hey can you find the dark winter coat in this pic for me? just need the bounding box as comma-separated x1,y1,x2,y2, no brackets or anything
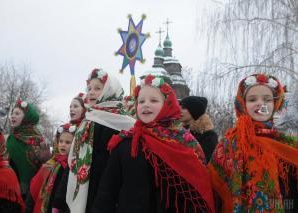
51,167,70,213
91,138,181,213
187,114,218,163
0,199,22,213
85,123,119,213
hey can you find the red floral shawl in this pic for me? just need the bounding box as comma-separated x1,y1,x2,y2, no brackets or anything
208,74,298,212
30,154,68,213
108,75,215,213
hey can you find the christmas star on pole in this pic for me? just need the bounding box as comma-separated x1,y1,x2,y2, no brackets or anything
116,14,150,95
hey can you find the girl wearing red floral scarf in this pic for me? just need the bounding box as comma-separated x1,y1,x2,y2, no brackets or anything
26,123,76,213
91,75,215,213
0,129,24,213
209,73,298,212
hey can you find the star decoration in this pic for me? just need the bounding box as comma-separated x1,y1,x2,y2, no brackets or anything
116,14,149,75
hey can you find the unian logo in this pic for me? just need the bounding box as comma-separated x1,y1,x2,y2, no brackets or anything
269,198,294,210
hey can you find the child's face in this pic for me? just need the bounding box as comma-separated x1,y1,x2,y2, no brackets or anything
245,85,274,122
137,86,165,123
10,107,25,128
58,132,73,155
87,78,104,107
70,99,84,121
180,107,193,125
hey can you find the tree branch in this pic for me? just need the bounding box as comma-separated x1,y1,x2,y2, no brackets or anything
222,17,298,32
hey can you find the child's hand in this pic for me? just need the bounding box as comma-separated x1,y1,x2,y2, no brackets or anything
52,208,59,213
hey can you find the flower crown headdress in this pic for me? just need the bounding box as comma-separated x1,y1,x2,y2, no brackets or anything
244,74,279,92
87,68,108,84
15,98,29,111
74,92,88,104
134,75,172,98
57,123,77,134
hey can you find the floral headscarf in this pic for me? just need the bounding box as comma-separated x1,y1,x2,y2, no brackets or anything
108,75,215,212
209,73,298,212
235,73,285,118
30,123,74,213
66,68,135,212
15,99,40,125
10,99,43,146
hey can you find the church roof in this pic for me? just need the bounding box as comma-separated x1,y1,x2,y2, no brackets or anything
163,56,180,64
141,67,170,79
170,74,187,86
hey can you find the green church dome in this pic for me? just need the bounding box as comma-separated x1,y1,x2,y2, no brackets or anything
163,35,172,48
154,45,164,57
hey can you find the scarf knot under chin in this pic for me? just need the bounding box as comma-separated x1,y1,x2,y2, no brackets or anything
54,154,68,168
108,118,215,212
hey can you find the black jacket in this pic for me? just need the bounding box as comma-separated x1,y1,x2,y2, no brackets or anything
51,167,70,212
92,139,183,213
191,130,218,163
0,199,22,213
91,138,183,213
186,114,218,163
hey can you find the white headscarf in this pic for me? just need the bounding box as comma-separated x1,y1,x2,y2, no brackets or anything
66,70,135,212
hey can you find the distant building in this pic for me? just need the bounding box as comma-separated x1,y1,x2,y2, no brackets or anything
140,24,189,99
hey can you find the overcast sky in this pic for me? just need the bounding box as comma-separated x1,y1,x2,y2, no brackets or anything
0,0,210,123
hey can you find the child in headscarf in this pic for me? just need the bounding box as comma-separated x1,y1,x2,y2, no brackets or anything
69,92,87,127
26,123,76,213
92,75,215,213
0,129,24,213
209,73,298,212
50,92,87,213
6,99,50,199
66,68,135,213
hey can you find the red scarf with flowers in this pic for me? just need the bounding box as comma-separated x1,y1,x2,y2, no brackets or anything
108,75,215,213
208,74,298,212
10,124,45,168
30,154,68,213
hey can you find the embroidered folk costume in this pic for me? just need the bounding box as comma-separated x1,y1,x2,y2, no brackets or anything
28,123,76,213
66,68,135,212
7,99,47,198
93,75,215,213
209,74,298,212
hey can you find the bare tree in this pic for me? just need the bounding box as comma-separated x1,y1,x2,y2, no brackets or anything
182,66,197,95
182,67,235,138
191,0,298,136
275,89,298,135
197,0,298,95
0,63,55,143
207,99,235,139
